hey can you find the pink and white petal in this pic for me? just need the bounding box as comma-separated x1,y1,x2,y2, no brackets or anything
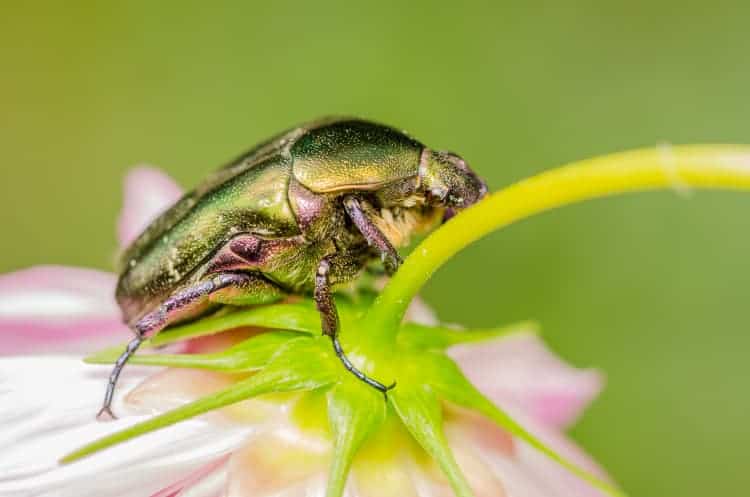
512,402,610,486
0,266,128,355
467,405,612,497
353,455,421,497
448,331,603,429
403,296,439,326
0,357,252,497
150,456,230,497
417,439,508,497
118,166,183,249
226,427,331,497
406,465,456,497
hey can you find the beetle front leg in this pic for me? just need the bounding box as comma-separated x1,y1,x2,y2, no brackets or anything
343,196,402,274
314,257,395,398
97,272,257,421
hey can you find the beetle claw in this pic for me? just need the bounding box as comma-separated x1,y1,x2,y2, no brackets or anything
380,381,397,401
96,406,118,422
384,253,403,275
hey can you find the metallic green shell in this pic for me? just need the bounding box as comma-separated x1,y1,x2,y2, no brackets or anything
291,120,423,192
116,117,425,321
117,155,298,320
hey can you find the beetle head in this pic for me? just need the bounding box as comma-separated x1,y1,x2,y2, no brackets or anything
419,149,488,216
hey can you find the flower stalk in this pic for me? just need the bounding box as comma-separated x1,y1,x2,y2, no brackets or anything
366,144,750,341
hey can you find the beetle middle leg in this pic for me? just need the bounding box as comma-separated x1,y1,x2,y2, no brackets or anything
343,195,402,274
315,257,395,398
98,272,282,420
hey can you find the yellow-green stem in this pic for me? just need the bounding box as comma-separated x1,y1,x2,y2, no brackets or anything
366,144,750,341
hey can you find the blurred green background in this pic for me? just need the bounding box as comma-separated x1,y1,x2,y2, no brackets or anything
2,1,749,495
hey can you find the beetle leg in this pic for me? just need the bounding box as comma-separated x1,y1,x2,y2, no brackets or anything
98,272,255,421
208,273,285,306
315,257,395,398
343,196,403,275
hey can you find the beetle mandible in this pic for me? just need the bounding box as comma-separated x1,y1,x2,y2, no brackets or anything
99,117,487,419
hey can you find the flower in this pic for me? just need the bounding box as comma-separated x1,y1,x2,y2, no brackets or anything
0,167,615,497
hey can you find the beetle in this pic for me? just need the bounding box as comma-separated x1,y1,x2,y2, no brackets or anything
98,117,487,419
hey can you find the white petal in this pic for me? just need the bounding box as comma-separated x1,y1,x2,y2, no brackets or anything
0,357,252,497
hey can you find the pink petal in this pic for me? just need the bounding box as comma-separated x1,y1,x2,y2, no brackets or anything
444,404,611,497
0,266,128,354
118,166,183,249
464,404,612,497
514,410,611,494
415,433,509,497
403,296,439,326
449,332,603,429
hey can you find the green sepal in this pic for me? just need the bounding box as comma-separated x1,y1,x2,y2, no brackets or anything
150,302,321,346
85,330,308,371
325,380,386,497
389,384,474,497
419,351,628,497
83,295,376,365
398,320,538,350
61,338,339,464
83,302,321,363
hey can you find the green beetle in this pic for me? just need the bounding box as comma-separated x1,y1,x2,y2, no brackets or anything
99,117,487,419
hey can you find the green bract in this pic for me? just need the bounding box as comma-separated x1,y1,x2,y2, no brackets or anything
67,295,620,497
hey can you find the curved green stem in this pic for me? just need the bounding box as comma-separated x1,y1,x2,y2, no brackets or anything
366,144,750,340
